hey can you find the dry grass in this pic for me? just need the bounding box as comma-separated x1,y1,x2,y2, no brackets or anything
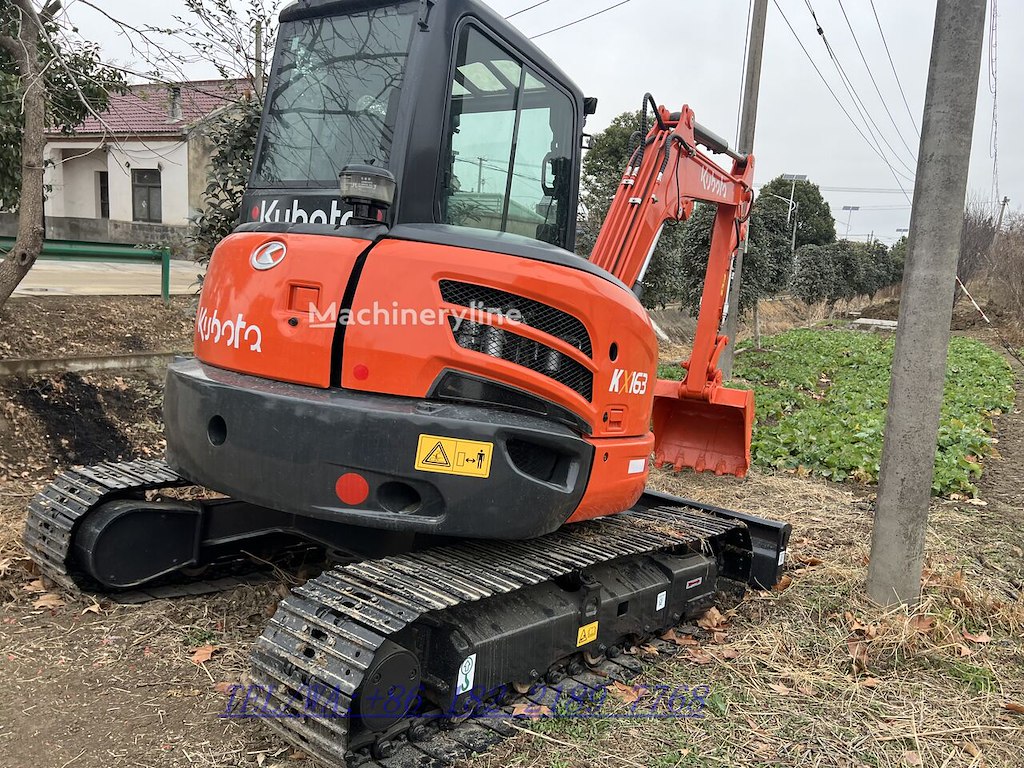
470,468,1024,768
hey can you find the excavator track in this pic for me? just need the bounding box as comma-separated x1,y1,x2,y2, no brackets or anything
22,460,315,602
249,502,753,767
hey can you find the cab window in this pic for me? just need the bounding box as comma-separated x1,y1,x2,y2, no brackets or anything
440,25,574,248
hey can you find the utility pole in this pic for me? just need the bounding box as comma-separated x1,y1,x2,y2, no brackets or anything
254,21,265,94
992,195,1010,254
995,195,1010,230
720,0,768,379
477,157,485,193
866,0,987,607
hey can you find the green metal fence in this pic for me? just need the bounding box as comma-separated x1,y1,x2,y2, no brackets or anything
0,237,172,305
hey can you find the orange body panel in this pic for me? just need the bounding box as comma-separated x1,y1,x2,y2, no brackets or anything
567,432,654,522
341,239,658,439
194,232,370,387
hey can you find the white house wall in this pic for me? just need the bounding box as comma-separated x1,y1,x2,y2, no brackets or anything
44,138,191,226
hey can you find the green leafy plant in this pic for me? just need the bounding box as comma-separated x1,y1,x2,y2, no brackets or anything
661,330,1013,495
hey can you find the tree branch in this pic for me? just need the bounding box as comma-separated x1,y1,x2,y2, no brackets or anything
0,35,20,58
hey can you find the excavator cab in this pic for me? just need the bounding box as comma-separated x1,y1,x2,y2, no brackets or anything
235,0,753,482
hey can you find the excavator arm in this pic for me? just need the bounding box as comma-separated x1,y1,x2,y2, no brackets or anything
591,99,756,476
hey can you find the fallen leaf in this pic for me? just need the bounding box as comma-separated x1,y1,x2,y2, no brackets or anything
961,741,982,758
962,630,992,644
847,638,870,673
908,615,935,633
768,683,792,695
1003,701,1024,714
964,498,988,507
858,677,879,688
903,750,922,766
797,555,824,566
23,579,45,593
660,629,698,647
256,753,267,767
957,644,974,658
712,630,728,644
773,575,793,592
81,600,102,615
288,750,307,761
687,648,714,665
698,607,729,631
32,593,65,610
638,643,660,658
796,683,815,696
511,702,552,721
717,648,740,660
608,680,642,704
845,611,869,633
214,681,237,695
190,645,218,665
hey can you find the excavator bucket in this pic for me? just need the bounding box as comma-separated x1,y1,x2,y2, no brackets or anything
651,378,754,477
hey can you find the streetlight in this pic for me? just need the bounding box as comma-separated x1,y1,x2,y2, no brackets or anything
780,173,807,225
842,205,860,238
896,227,909,234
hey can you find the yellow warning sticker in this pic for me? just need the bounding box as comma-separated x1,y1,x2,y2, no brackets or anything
576,621,599,647
414,434,493,479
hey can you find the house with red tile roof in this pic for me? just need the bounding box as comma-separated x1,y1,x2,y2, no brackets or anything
43,79,249,229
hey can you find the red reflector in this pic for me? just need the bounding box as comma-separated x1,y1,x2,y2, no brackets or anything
335,473,370,506
353,364,370,381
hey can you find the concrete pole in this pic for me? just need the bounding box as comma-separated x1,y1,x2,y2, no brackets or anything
995,195,1010,230
720,0,768,379
255,21,265,94
866,0,987,607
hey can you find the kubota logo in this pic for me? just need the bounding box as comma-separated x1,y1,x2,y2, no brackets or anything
251,241,287,271
700,168,728,198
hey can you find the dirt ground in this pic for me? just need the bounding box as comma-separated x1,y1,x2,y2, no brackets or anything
0,296,1022,768
0,295,195,359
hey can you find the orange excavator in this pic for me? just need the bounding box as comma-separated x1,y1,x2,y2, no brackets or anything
24,1,788,764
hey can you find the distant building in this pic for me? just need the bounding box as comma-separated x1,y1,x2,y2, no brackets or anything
42,79,247,228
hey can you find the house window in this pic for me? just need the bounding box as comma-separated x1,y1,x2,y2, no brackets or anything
97,171,110,219
132,169,162,223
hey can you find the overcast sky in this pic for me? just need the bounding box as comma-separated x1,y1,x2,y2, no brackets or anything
66,0,1019,244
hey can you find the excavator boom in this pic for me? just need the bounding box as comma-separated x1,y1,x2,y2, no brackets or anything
592,100,756,476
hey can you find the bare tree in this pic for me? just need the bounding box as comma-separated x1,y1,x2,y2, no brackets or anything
0,0,54,307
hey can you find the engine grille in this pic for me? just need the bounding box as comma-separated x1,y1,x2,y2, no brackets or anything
439,280,593,357
447,318,594,401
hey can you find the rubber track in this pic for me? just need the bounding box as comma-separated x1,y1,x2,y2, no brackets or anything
22,459,286,602
251,505,742,766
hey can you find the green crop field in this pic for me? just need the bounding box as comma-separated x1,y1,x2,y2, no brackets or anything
659,329,1014,495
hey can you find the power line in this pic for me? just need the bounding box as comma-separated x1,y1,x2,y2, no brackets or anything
505,0,553,20
802,0,916,184
868,0,920,137
529,0,634,40
835,0,918,162
772,0,913,202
